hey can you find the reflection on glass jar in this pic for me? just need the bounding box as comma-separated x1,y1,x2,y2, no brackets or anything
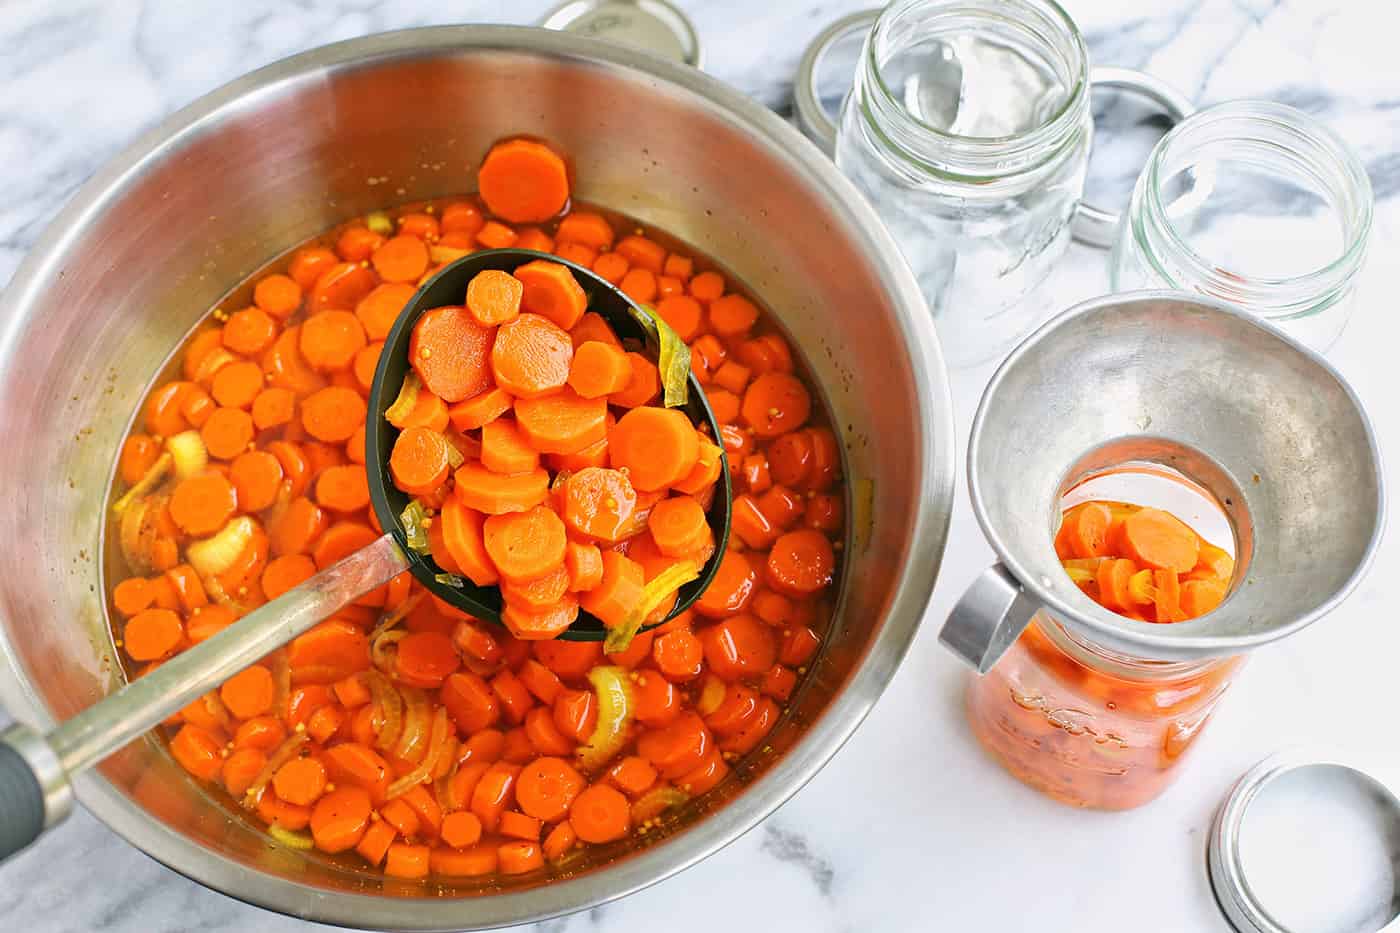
835,0,1091,366
1110,101,1373,353
967,613,1242,810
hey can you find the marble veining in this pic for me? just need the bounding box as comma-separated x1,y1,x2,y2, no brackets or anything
1,1,1397,931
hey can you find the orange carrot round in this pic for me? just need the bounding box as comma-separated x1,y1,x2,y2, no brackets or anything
1119,507,1200,574
483,506,567,583
371,235,430,284
514,260,588,331
491,313,573,399
609,407,699,492
741,372,811,438
569,783,630,843
389,426,451,496
567,341,633,399
465,269,523,327
408,306,494,404
514,389,608,455
478,139,570,224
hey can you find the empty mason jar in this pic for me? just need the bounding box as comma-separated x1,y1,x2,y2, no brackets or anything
1111,101,1373,353
835,0,1092,366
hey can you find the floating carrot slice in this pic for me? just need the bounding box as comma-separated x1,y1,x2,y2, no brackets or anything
578,551,644,628
289,618,369,682
708,294,759,337
514,260,587,331
124,608,183,661
567,341,633,399
262,554,315,601
439,498,499,586
310,786,372,853
619,268,656,304
609,407,699,492
491,313,573,399
396,630,461,687
409,306,494,403
1095,558,1139,612
355,283,416,342
337,226,385,262
514,389,608,455
556,212,615,251
1192,541,1235,581
315,464,370,513
741,372,811,438
465,269,523,327
609,352,660,409
481,418,541,475
170,473,237,536
448,386,514,432
223,307,279,357
672,439,723,496
262,326,327,398
701,614,777,681
251,388,296,431
570,312,623,350
454,463,549,515
201,407,255,460
569,783,630,843
502,596,580,641
220,664,275,719
478,139,570,224
615,235,665,274
390,426,451,496
288,247,337,291
269,497,327,557
300,310,368,373
312,522,379,570
371,235,429,283
562,468,637,543
384,843,430,879
655,295,704,342
516,756,586,823
440,810,484,850
694,550,757,618
301,386,366,443
483,506,567,583
648,496,709,557
170,724,224,781
766,529,834,597
1056,502,1113,559
1119,507,1200,574
309,262,377,313
502,565,570,611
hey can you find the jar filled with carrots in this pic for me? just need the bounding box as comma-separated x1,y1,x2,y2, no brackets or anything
967,488,1243,810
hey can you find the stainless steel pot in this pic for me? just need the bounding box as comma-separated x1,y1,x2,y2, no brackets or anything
0,25,954,929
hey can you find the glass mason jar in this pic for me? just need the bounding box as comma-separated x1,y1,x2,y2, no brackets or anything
1111,101,1373,353
967,612,1243,810
835,0,1092,367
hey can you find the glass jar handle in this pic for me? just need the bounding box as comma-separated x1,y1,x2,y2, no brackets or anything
1071,66,1195,249
939,563,1040,673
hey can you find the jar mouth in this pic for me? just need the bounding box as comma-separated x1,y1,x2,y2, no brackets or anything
1140,101,1374,319
864,0,1089,173
1037,614,1230,681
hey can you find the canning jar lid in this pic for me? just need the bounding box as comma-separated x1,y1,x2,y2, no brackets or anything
1209,749,1400,932
538,0,701,68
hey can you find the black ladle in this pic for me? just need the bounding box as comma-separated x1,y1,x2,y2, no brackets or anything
366,248,731,639
0,249,736,862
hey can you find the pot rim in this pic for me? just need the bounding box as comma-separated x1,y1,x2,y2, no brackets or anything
0,24,954,930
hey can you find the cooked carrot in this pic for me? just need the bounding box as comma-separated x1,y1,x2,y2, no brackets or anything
655,295,704,342
502,566,570,614
483,506,567,583
248,388,294,432
186,605,235,643
308,786,372,854
490,313,573,399
350,342,382,394
556,241,599,269
337,225,385,262
386,383,450,434
689,271,725,302
497,840,544,874
568,341,633,399
515,756,586,823
262,326,327,398
619,267,657,304
289,618,369,684
201,407,255,460
701,614,776,681
565,541,604,592
221,747,268,797
438,201,484,236
384,843,430,879
514,260,588,331
253,273,303,319
470,761,521,832
609,352,660,408
657,275,684,299
227,450,282,512
569,783,630,843
224,306,279,355
481,418,541,475
1119,507,1200,574
672,439,724,496
118,434,161,486
309,262,377,313
570,312,623,350
395,630,461,687
478,139,570,224
556,212,615,251
407,306,494,404
741,372,811,437
220,664,275,719
112,577,154,617
1095,558,1139,612
261,553,316,601
592,251,629,284
299,309,367,373
288,246,338,292
440,810,483,850
649,496,709,557
458,269,522,328
348,285,410,345
1152,568,1183,623
609,407,699,492
513,389,609,455
1055,502,1113,559
693,550,757,618
269,497,327,557
170,472,237,536
447,387,513,433
1181,577,1228,617
1192,542,1235,581
615,235,665,274
709,293,759,335
766,529,834,597
371,235,430,283
311,521,378,570
515,227,555,253
543,821,578,863
297,386,366,444
560,468,637,542
124,608,183,661
170,724,224,782
578,551,644,628
454,462,549,515
437,498,499,586
389,426,451,496
210,360,263,410
164,565,208,613
315,464,371,513
713,361,751,396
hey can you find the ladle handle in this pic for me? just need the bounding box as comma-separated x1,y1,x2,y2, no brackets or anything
0,533,408,864
938,563,1040,674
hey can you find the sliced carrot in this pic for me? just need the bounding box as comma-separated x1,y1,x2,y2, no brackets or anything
170,724,224,782
113,577,155,617
389,426,451,496
498,840,544,874
229,451,284,512
620,267,657,304
288,246,339,292
491,313,573,399
569,783,630,843
1192,542,1235,581
694,550,757,618
124,608,183,661
741,372,811,437
273,755,327,806
251,388,296,431
386,383,450,433
514,389,608,455
309,786,372,854
262,554,316,601
300,386,367,443
462,269,523,327
478,139,570,224
570,311,623,350
592,251,629,285
551,686,599,742
409,306,494,403
672,439,723,496
440,810,483,849
1057,502,1113,559
502,565,570,611
567,341,633,399
657,274,684,298
655,295,704,342
1118,507,1201,574
447,387,514,433
372,235,430,284
561,467,637,542
201,407,255,460
766,529,835,597
1152,568,1183,623
577,551,644,628
648,496,709,557
223,306,279,355
556,241,599,269
440,201,486,237
396,630,461,687
633,669,680,725
221,747,268,798
312,521,379,570
609,352,660,409
454,462,549,515
565,541,604,592
1096,558,1139,612
615,235,665,273
481,418,541,475
470,762,521,833
209,360,262,410
556,212,615,251
262,326,327,398
354,283,416,342
337,225,385,262
543,821,578,862
220,664,275,719
516,756,586,823
289,618,369,683
514,260,588,331
309,262,377,313
515,227,555,253
169,472,237,536
708,293,759,337
439,498,499,586
701,614,776,681
385,843,430,879
315,464,370,513
1181,577,1228,617
483,506,567,582
609,407,699,492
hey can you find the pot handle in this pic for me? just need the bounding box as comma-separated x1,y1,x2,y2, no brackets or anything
938,563,1040,674
0,723,71,863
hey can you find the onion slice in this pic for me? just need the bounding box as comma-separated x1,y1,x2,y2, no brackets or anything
577,665,635,773
241,732,308,809
385,707,451,800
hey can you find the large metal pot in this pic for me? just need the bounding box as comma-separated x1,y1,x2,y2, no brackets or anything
0,26,953,929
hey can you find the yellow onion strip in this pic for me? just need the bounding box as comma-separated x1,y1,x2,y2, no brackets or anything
631,785,690,824
112,451,173,515
603,560,699,654
365,671,403,752
267,825,315,850
393,686,432,764
384,372,421,425
577,666,635,773
385,707,452,800
241,732,308,809
369,591,425,643
370,628,407,674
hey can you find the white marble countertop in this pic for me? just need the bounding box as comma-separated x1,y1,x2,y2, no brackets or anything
2,1,1397,931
